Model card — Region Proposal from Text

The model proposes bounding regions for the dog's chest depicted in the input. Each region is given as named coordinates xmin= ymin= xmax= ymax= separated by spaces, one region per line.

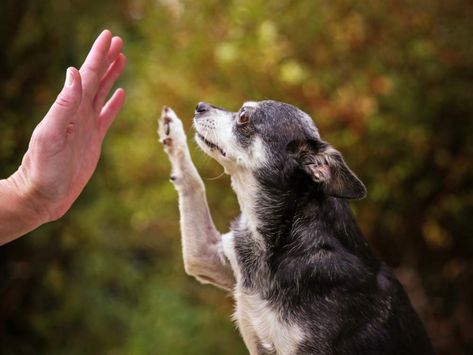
xmin=222 ymin=230 xmax=304 ymax=354
xmin=236 ymin=290 xmax=304 ymax=354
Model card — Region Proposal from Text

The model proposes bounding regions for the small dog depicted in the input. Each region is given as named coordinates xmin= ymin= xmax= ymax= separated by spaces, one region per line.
xmin=158 ymin=100 xmax=434 ymax=355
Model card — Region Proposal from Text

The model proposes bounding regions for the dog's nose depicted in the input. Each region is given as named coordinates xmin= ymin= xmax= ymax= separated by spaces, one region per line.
xmin=195 ymin=102 xmax=211 ymax=114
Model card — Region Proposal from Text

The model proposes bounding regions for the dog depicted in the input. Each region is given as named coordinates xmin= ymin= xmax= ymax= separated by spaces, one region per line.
xmin=158 ymin=100 xmax=434 ymax=355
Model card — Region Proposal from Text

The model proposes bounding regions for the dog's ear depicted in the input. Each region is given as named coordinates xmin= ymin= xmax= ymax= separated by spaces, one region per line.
xmin=288 ymin=139 xmax=367 ymax=199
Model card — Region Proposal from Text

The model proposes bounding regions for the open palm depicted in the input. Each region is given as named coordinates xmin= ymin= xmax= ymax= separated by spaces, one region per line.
xmin=13 ymin=30 xmax=126 ymax=221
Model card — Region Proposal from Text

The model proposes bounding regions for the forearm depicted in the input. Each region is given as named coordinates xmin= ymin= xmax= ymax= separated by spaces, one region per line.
xmin=0 ymin=173 xmax=46 ymax=245
xmin=178 ymin=187 xmax=235 ymax=290
xmin=179 ymin=186 xmax=221 ymax=257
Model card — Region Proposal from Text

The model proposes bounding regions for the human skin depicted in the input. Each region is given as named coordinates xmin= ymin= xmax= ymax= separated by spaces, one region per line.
xmin=0 ymin=30 xmax=126 ymax=245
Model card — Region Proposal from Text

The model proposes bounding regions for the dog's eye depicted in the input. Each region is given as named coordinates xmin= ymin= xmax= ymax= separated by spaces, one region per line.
xmin=238 ymin=111 xmax=251 ymax=125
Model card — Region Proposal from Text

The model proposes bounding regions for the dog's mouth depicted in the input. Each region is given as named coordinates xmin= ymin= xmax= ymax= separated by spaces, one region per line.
xmin=196 ymin=132 xmax=227 ymax=157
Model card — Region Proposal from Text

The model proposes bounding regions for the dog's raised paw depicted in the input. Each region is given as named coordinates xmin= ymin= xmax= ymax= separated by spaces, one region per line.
xmin=158 ymin=106 xmax=187 ymax=156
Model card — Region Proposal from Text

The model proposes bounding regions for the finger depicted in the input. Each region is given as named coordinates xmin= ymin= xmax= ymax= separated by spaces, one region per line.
xmin=105 ymin=36 xmax=123 ymax=67
xmin=79 ymin=29 xmax=112 ymax=99
xmin=43 ymin=67 xmax=82 ymax=133
xmin=98 ymin=88 xmax=126 ymax=138
xmin=94 ymin=53 xmax=126 ymax=112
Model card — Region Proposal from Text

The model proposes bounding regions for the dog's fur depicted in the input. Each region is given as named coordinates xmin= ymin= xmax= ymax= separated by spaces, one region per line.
xmin=158 ymin=100 xmax=434 ymax=355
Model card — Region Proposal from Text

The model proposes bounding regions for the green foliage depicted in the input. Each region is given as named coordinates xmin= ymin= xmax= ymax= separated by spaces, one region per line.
xmin=1 ymin=0 xmax=472 ymax=354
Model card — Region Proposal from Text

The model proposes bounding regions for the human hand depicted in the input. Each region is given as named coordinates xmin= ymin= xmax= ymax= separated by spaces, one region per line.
xmin=3 ymin=30 xmax=126 ymax=235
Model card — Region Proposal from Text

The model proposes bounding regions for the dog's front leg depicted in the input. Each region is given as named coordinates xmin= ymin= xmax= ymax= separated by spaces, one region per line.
xmin=158 ymin=107 xmax=235 ymax=291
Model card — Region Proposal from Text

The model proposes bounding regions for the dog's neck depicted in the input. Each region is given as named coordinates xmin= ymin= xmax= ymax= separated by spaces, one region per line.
xmin=230 ymin=168 xmax=301 ymax=246
xmin=231 ymin=168 xmax=369 ymax=253
xmin=230 ymin=169 xmax=261 ymax=235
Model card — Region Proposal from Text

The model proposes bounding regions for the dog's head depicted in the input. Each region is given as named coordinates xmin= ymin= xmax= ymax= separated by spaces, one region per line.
xmin=194 ymin=100 xmax=366 ymax=199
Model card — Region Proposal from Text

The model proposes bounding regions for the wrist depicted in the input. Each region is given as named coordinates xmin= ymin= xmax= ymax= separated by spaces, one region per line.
xmin=0 ymin=176 xmax=41 ymax=245
xmin=4 ymin=169 xmax=50 ymax=226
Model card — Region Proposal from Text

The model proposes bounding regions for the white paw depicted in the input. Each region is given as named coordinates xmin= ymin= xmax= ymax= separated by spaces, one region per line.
xmin=158 ymin=106 xmax=187 ymax=157
xmin=158 ymin=106 xmax=204 ymax=189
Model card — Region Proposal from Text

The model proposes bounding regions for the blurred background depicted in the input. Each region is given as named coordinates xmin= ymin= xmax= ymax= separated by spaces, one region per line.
xmin=0 ymin=0 xmax=472 ymax=354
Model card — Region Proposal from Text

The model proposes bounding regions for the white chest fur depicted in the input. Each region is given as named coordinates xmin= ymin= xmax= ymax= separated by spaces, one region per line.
xmin=222 ymin=233 xmax=304 ymax=354
xmin=236 ymin=290 xmax=304 ymax=354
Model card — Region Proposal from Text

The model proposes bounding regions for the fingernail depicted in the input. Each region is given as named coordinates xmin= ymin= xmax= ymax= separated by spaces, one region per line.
xmin=65 ymin=68 xmax=74 ymax=87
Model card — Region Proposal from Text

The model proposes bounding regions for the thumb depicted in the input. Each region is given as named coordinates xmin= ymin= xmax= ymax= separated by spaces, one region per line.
xmin=44 ymin=67 xmax=83 ymax=130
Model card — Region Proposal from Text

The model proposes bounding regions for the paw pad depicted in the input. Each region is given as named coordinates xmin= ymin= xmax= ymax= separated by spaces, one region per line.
xmin=162 ymin=137 xmax=173 ymax=147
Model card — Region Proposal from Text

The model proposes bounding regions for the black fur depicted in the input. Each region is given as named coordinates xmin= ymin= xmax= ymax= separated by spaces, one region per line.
xmin=227 ymin=100 xmax=433 ymax=354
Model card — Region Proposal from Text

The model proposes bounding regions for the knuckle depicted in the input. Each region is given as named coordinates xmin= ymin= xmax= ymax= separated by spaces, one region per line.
xmin=55 ymin=93 xmax=75 ymax=109
xmin=86 ymin=64 xmax=101 ymax=79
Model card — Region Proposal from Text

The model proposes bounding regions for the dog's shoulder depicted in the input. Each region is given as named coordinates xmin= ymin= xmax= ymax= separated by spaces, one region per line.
xmin=227 ymin=214 xmax=270 ymax=289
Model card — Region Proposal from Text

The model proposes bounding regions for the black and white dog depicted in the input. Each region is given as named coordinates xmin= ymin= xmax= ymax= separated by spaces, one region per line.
xmin=158 ymin=100 xmax=434 ymax=355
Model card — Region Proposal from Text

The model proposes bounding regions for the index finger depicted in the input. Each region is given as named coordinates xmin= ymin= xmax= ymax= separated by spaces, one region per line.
xmin=79 ymin=30 xmax=113 ymax=99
